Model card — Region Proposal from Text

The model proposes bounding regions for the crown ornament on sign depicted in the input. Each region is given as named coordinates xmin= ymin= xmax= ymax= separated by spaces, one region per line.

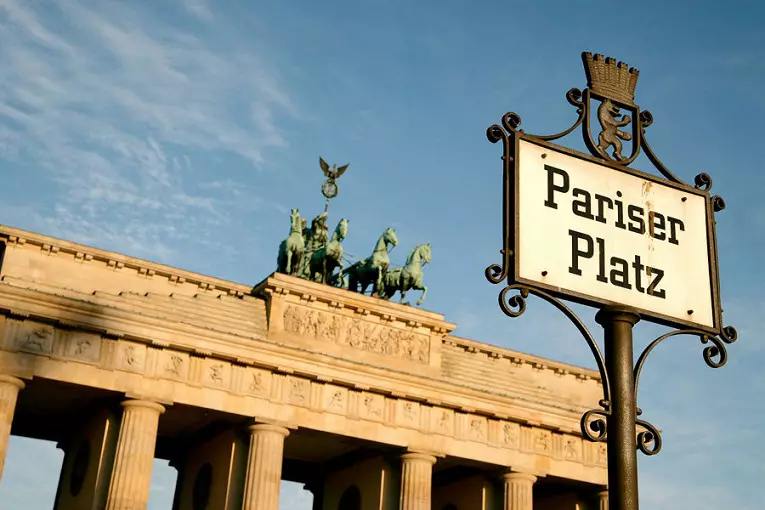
xmin=582 ymin=52 xmax=640 ymax=106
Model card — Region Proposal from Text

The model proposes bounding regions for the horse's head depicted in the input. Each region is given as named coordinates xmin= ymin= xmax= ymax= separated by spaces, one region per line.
xmin=336 ymin=218 xmax=349 ymax=240
xmin=384 ymin=227 xmax=398 ymax=248
xmin=289 ymin=209 xmax=301 ymax=231
xmin=418 ymin=243 xmax=432 ymax=265
xmin=421 ymin=243 xmax=431 ymax=264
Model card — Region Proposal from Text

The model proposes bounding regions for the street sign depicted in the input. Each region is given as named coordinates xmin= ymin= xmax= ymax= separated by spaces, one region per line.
xmin=513 ymin=138 xmax=719 ymax=331
xmin=485 ymin=52 xmax=737 ymax=510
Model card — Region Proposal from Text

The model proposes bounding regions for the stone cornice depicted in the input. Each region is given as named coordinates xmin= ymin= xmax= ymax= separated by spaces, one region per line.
xmin=0 ymin=225 xmax=251 ymax=298
xmin=444 ymin=335 xmax=601 ymax=382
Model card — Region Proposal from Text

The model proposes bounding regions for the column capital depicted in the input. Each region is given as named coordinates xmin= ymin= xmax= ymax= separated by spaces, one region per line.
xmin=597 ymin=488 xmax=609 ymax=510
xmin=248 ymin=423 xmax=291 ymax=437
xmin=0 ymin=375 xmax=25 ymax=390
xmin=401 ymin=451 xmax=437 ymax=465
xmin=502 ymin=471 xmax=538 ymax=484
xmin=121 ymin=399 xmax=166 ymax=414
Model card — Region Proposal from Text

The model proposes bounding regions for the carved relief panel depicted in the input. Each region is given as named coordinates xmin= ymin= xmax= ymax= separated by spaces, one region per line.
xmin=283 ymin=305 xmax=342 ymax=343
xmin=10 ymin=322 xmax=55 ymax=355
xmin=63 ymin=332 xmax=102 ymax=363
xmin=500 ymin=421 xmax=521 ymax=449
xmin=395 ymin=399 xmax=420 ymax=427
xmin=323 ymin=385 xmax=348 ymax=415
xmin=115 ymin=342 xmax=147 ymax=373
xmin=281 ymin=304 xmax=430 ymax=363
xmin=431 ymin=408 xmax=455 ymax=436
xmin=358 ymin=392 xmax=384 ymax=421
xmin=157 ymin=351 xmax=189 ymax=381
xmin=202 ymin=359 xmax=231 ymax=389
xmin=245 ymin=368 xmax=271 ymax=397
xmin=285 ymin=376 xmax=310 ymax=407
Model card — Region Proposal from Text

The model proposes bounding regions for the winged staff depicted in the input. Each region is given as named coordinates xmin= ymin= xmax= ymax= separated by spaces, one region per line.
xmin=319 ymin=157 xmax=349 ymax=211
xmin=275 ymin=156 xmax=432 ymax=306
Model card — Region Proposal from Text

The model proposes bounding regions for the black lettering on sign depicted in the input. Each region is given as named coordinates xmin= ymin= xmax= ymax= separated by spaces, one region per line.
xmin=667 ymin=217 xmax=685 ymax=245
xmin=609 ymin=257 xmax=631 ymax=289
xmin=544 ymin=165 xmax=569 ymax=209
xmin=646 ymin=267 xmax=666 ymax=299
xmin=627 ymin=205 xmax=645 ymax=234
xmin=594 ymin=193 xmax=613 ymax=224
xmin=572 ymin=188 xmax=594 ymax=220
xmin=596 ymin=237 xmax=608 ymax=284
xmin=568 ymin=230 xmax=592 ymax=276
xmin=614 ymin=191 xmax=626 ymax=229
xmin=631 ymin=255 xmax=645 ymax=293
xmin=649 ymin=211 xmax=666 ymax=241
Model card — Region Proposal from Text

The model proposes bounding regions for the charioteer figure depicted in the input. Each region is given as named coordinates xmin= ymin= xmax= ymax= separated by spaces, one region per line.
xmin=299 ymin=212 xmax=329 ymax=278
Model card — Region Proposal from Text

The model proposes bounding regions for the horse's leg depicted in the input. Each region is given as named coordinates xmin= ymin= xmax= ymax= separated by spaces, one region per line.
xmin=374 ymin=267 xmax=384 ymax=298
xmin=286 ymin=251 xmax=293 ymax=275
xmin=416 ymin=284 xmax=427 ymax=306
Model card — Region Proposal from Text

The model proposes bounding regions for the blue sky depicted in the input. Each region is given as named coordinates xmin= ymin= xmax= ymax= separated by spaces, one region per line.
xmin=0 ymin=0 xmax=763 ymax=508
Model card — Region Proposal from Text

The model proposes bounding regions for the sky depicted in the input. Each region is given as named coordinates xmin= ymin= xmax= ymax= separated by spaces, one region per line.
xmin=0 ymin=0 xmax=763 ymax=508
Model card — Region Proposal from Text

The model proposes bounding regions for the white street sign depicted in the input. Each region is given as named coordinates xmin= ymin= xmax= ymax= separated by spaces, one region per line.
xmin=516 ymin=138 xmax=715 ymax=329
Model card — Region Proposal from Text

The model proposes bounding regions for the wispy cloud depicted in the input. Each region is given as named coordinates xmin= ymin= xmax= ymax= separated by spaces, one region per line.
xmin=0 ymin=0 xmax=294 ymax=261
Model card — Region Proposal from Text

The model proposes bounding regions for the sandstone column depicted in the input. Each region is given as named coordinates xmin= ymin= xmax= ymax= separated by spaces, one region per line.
xmin=105 ymin=399 xmax=165 ymax=510
xmin=598 ymin=489 xmax=609 ymax=510
xmin=241 ymin=423 xmax=290 ymax=510
xmin=399 ymin=451 xmax=437 ymax=510
xmin=0 ymin=375 xmax=24 ymax=483
xmin=503 ymin=472 xmax=537 ymax=510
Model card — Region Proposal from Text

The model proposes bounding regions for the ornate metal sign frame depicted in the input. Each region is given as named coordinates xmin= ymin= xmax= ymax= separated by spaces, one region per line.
xmin=494 ymin=130 xmax=724 ymax=336
xmin=485 ymin=52 xmax=737 ymax=510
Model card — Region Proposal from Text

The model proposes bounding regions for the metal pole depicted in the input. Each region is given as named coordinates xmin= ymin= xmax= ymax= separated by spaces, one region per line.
xmin=596 ymin=305 xmax=641 ymax=510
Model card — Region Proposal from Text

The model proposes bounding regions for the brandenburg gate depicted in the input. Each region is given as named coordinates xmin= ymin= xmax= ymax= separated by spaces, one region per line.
xmin=0 ymin=216 xmax=607 ymax=509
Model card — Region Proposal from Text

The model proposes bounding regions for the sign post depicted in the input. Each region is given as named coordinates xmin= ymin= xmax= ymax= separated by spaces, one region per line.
xmin=485 ymin=53 xmax=738 ymax=510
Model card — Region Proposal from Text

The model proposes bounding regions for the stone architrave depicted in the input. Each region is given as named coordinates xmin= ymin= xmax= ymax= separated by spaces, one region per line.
xmin=0 ymin=375 xmax=24 ymax=482
xmin=503 ymin=471 xmax=537 ymax=510
xmin=105 ymin=399 xmax=165 ymax=510
xmin=400 ymin=451 xmax=437 ymax=510
xmin=241 ymin=423 xmax=290 ymax=510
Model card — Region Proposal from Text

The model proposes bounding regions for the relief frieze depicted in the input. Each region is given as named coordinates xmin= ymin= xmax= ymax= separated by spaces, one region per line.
xmin=284 ymin=305 xmax=341 ymax=343
xmin=359 ymin=392 xmax=384 ymax=421
xmin=563 ymin=436 xmax=583 ymax=460
xmin=201 ymin=359 xmax=231 ymax=389
xmin=501 ymin=422 xmax=521 ymax=448
xmin=63 ymin=332 xmax=101 ymax=363
xmin=281 ymin=305 xmax=430 ymax=363
xmin=395 ymin=399 xmax=420 ymax=427
xmin=115 ymin=342 xmax=147 ymax=372
xmin=286 ymin=377 xmax=309 ymax=406
xmin=323 ymin=385 xmax=348 ymax=414
xmin=247 ymin=369 xmax=271 ymax=396
xmin=432 ymin=409 xmax=454 ymax=435
xmin=16 ymin=324 xmax=55 ymax=354
xmin=343 ymin=318 xmax=429 ymax=363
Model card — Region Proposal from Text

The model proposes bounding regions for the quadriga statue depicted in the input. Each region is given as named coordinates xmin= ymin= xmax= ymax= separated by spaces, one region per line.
xmin=342 ymin=227 xmax=398 ymax=297
xmin=307 ymin=218 xmax=349 ymax=285
xmin=276 ymin=209 xmax=304 ymax=276
xmin=380 ymin=243 xmax=431 ymax=306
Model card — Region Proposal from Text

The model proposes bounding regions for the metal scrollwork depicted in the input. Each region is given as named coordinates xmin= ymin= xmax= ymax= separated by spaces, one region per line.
xmin=581 ymin=405 xmax=610 ymax=443
xmin=630 ymin=324 xmax=737 ymax=456
xmin=635 ymin=412 xmax=662 ymax=455
xmin=498 ymin=285 xmax=527 ymax=318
